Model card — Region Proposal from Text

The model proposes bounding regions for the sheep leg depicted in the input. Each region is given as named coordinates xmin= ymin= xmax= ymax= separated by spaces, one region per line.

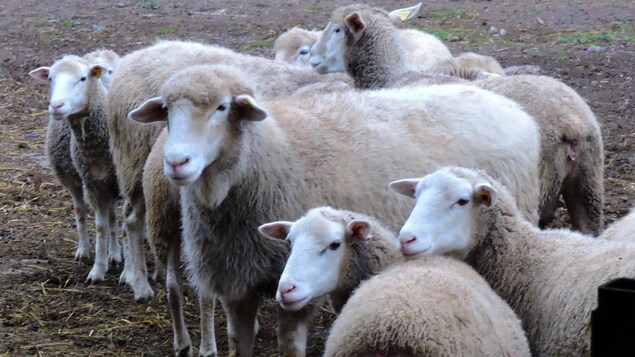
xmin=108 ymin=201 xmax=122 ymax=265
xmin=222 ymin=294 xmax=259 ymax=357
xmin=163 ymin=241 xmax=193 ymax=357
xmin=69 ymin=186 xmax=91 ymax=260
xmin=87 ymin=202 xmax=110 ymax=283
xmin=562 ymin=173 xmax=604 ymax=236
xmin=276 ymin=303 xmax=317 ymax=357
xmin=198 ymin=294 xmax=217 ymax=357
xmin=119 ymin=196 xmax=154 ymax=300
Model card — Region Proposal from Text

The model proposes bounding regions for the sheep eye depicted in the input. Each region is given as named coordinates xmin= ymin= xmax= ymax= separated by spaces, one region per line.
xmin=217 ymin=104 xmax=227 ymax=112
xmin=80 ymin=77 xmax=87 ymax=81
xmin=328 ymin=241 xmax=341 ymax=250
xmin=457 ymin=198 xmax=470 ymax=206
xmin=334 ymin=28 xmax=341 ymax=33
xmin=298 ymin=49 xmax=309 ymax=55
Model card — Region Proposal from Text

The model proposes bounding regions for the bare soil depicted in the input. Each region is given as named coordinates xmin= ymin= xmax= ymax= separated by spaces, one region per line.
xmin=1 ymin=0 xmax=634 ymax=356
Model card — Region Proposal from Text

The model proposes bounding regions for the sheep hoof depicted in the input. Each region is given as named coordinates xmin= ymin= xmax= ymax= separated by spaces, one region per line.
xmin=132 ymin=280 xmax=155 ymax=302
xmin=86 ymin=268 xmax=106 ymax=284
xmin=197 ymin=348 xmax=216 ymax=357
xmin=74 ymin=247 xmax=91 ymax=261
xmin=175 ymin=345 xmax=193 ymax=357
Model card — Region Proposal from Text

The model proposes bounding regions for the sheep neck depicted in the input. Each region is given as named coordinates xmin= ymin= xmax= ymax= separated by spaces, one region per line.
xmin=347 ymin=19 xmax=411 ymax=89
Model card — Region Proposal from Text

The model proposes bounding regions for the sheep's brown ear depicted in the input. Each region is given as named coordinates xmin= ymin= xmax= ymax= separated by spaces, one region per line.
xmin=89 ymin=64 xmax=106 ymax=79
xmin=233 ymin=94 xmax=268 ymax=122
xmin=388 ymin=3 xmax=422 ymax=24
xmin=345 ymin=12 xmax=366 ymax=33
xmin=128 ymin=97 xmax=168 ymax=123
xmin=473 ymin=183 xmax=497 ymax=208
xmin=29 ymin=67 xmax=50 ymax=81
xmin=346 ymin=220 xmax=371 ymax=244
xmin=389 ymin=178 xmax=421 ymax=198
xmin=258 ymin=221 xmax=294 ymax=240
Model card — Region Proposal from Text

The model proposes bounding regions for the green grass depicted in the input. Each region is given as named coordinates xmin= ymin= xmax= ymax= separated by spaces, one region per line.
xmin=306 ymin=4 xmax=319 ymax=14
xmin=557 ymin=54 xmax=569 ymax=62
xmin=249 ymin=38 xmax=275 ymax=50
xmin=429 ymin=8 xmax=470 ymax=20
xmin=60 ymin=19 xmax=75 ymax=28
xmin=156 ymin=27 xmax=179 ymax=35
xmin=557 ymin=24 xmax=635 ymax=44
xmin=137 ymin=1 xmax=162 ymax=10
xmin=423 ymin=27 xmax=466 ymax=42
xmin=39 ymin=34 xmax=68 ymax=44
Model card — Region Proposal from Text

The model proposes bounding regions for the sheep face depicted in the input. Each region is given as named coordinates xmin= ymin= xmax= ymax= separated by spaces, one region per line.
xmin=29 ymin=56 xmax=106 ymax=120
xmin=259 ymin=208 xmax=371 ymax=311
xmin=390 ymin=167 xmax=497 ymax=259
xmin=128 ymin=65 xmax=267 ymax=187
xmin=309 ymin=21 xmax=347 ymax=74
xmin=273 ymin=28 xmax=320 ymax=66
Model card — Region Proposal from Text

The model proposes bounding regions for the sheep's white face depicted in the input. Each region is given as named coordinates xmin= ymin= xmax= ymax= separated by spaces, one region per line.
xmin=390 ymin=169 xmax=496 ymax=259
xmin=309 ymin=22 xmax=347 ymax=74
xmin=275 ymin=44 xmax=313 ymax=66
xmin=129 ymin=92 xmax=267 ymax=187
xmin=259 ymin=209 xmax=371 ymax=311
xmin=29 ymin=59 xmax=106 ymax=120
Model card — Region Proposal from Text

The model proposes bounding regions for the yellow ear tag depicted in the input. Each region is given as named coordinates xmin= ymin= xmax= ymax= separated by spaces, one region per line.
xmin=242 ymin=99 xmax=251 ymax=107
xmin=398 ymin=10 xmax=411 ymax=23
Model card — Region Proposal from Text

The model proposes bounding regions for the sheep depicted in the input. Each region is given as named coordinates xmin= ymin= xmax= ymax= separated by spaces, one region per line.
xmin=257 ymin=207 xmax=403 ymax=313
xmin=274 ymin=26 xmax=455 ymax=72
xmin=82 ymin=49 xmax=120 ymax=88
xmin=309 ymin=3 xmax=605 ymax=235
xmin=107 ymin=40 xmax=352 ymax=301
xmin=602 ymin=209 xmax=635 ymax=242
xmin=30 ymin=55 xmax=121 ymax=283
xmin=389 ymin=166 xmax=635 ymax=355
xmin=127 ymin=63 xmax=541 ymax=355
xmin=324 ymin=256 xmax=531 ymax=357
xmin=273 ymin=27 xmax=322 ymax=66
xmin=432 ymin=52 xmax=506 ymax=80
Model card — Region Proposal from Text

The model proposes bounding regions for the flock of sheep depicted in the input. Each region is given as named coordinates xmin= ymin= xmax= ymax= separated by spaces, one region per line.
xmin=27 ymin=2 xmax=634 ymax=356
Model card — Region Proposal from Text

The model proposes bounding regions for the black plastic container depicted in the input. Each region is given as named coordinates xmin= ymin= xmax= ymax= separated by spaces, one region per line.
xmin=591 ymin=277 xmax=635 ymax=356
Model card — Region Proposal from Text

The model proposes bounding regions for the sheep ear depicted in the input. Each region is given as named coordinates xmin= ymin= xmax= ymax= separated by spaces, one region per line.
xmin=258 ymin=221 xmax=294 ymax=240
xmin=29 ymin=67 xmax=50 ymax=81
xmin=89 ymin=64 xmax=106 ymax=79
xmin=389 ymin=178 xmax=421 ymax=198
xmin=233 ymin=94 xmax=268 ymax=122
xmin=128 ymin=97 xmax=168 ymax=123
xmin=388 ymin=3 xmax=422 ymax=24
xmin=346 ymin=220 xmax=371 ymax=244
xmin=474 ymin=183 xmax=497 ymax=208
xmin=345 ymin=12 xmax=366 ymax=33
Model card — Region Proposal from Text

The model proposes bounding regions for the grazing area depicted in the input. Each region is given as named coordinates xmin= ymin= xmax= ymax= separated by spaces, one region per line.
xmin=0 ymin=0 xmax=633 ymax=356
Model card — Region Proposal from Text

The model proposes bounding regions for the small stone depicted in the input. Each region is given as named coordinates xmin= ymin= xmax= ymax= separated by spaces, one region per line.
xmin=620 ymin=196 xmax=629 ymax=203
xmin=39 ymin=161 xmax=50 ymax=168
xmin=93 ymin=24 xmax=106 ymax=31
xmin=116 ymin=2 xmax=126 ymax=8
xmin=586 ymin=45 xmax=605 ymax=53
xmin=498 ymin=28 xmax=507 ymax=36
xmin=489 ymin=26 xmax=498 ymax=33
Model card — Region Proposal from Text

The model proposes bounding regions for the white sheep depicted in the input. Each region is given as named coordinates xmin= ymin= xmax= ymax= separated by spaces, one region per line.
xmin=127 ymin=63 xmax=540 ymax=355
xmin=30 ymin=54 xmax=121 ymax=282
xmin=324 ymin=256 xmax=531 ymax=356
xmin=82 ymin=49 xmax=120 ymax=88
xmin=107 ymin=40 xmax=352 ymax=302
xmin=273 ymin=27 xmax=322 ymax=66
xmin=389 ymin=166 xmax=635 ymax=355
xmin=309 ymin=3 xmax=605 ymax=235
xmin=603 ymin=209 xmax=635 ymax=242
xmin=258 ymin=207 xmax=403 ymax=313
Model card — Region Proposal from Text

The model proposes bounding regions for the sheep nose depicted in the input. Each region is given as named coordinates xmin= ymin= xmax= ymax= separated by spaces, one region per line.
xmin=166 ymin=156 xmax=190 ymax=171
xmin=399 ymin=233 xmax=417 ymax=246
xmin=52 ymin=102 xmax=64 ymax=109
xmin=279 ymin=282 xmax=296 ymax=297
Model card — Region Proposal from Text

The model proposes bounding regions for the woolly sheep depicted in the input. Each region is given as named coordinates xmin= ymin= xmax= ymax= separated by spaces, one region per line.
xmin=107 ymin=40 xmax=352 ymax=301
xmin=390 ymin=166 xmax=635 ymax=355
xmin=324 ymin=256 xmax=531 ymax=357
xmin=30 ymin=54 xmax=121 ymax=282
xmin=82 ymin=49 xmax=120 ymax=88
xmin=602 ymin=209 xmax=635 ymax=242
xmin=432 ymin=52 xmax=505 ymax=80
xmin=128 ymin=64 xmax=540 ymax=355
xmin=273 ymin=27 xmax=322 ymax=66
xmin=258 ymin=207 xmax=403 ymax=313
xmin=310 ymin=3 xmax=605 ymax=235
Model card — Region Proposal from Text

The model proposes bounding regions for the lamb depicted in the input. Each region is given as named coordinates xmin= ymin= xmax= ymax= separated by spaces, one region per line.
xmin=309 ymin=3 xmax=605 ymax=235
xmin=324 ymin=256 xmax=531 ymax=357
xmin=107 ymin=40 xmax=352 ymax=301
xmin=30 ymin=55 xmax=121 ymax=282
xmin=389 ymin=166 xmax=635 ymax=355
xmin=432 ymin=52 xmax=505 ymax=80
xmin=127 ymin=63 xmax=540 ymax=355
xmin=257 ymin=207 xmax=403 ymax=313
xmin=82 ymin=49 xmax=120 ymax=88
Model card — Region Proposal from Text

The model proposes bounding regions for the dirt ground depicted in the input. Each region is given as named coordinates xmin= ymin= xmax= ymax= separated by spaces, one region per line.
xmin=0 ymin=0 xmax=634 ymax=356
